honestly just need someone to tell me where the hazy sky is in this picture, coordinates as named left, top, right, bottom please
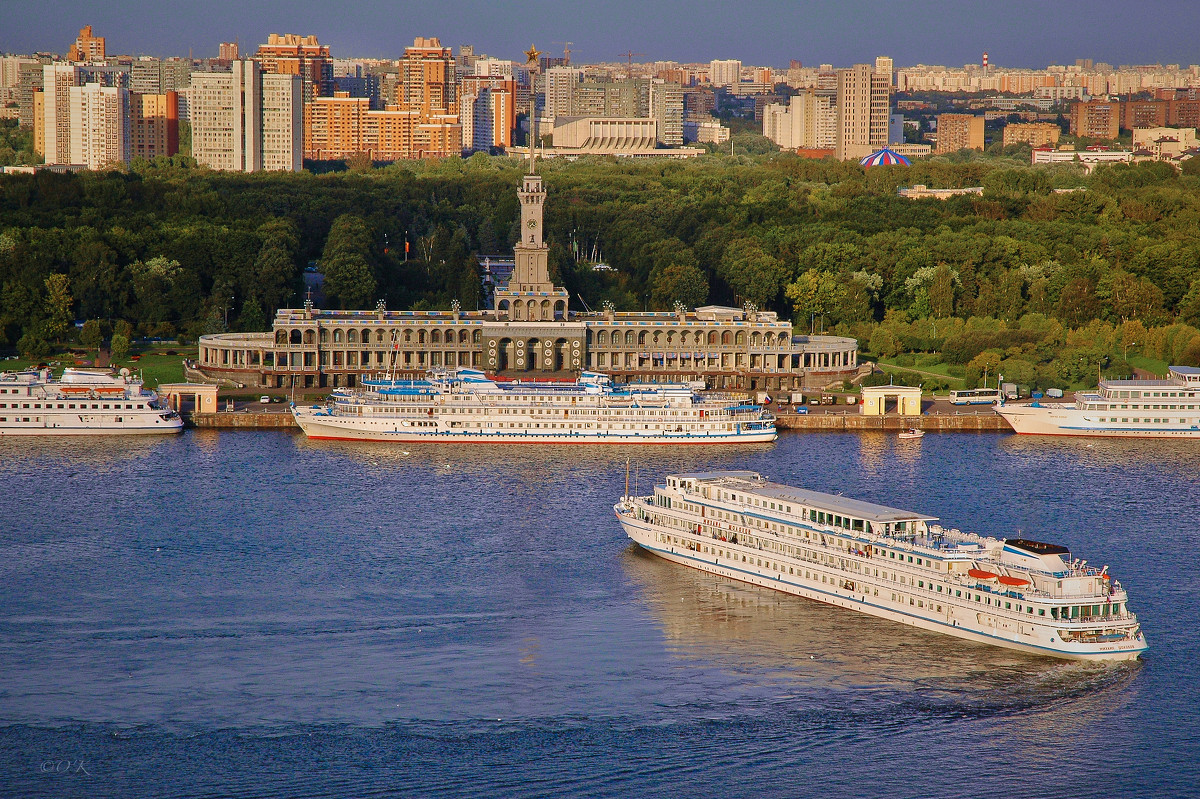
left=3, top=0, right=1198, bottom=69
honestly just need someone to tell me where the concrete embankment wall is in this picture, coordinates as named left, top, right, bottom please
left=189, top=412, right=299, bottom=429
left=187, top=411, right=1012, bottom=432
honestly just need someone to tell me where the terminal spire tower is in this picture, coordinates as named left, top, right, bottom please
left=492, top=44, right=569, bottom=322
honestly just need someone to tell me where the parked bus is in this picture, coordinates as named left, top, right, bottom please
left=949, top=387, right=1003, bottom=405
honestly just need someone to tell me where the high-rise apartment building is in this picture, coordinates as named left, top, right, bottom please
left=304, top=94, right=370, bottom=160
left=875, top=56, right=894, bottom=88
left=1069, top=99, right=1119, bottom=139
left=219, top=42, right=240, bottom=62
left=191, top=60, right=302, bottom=171
left=650, top=79, right=684, bottom=146
left=1002, top=122, right=1061, bottom=148
left=709, top=59, right=741, bottom=88
left=130, top=57, right=192, bottom=97
left=544, top=66, right=583, bottom=122
left=460, top=75, right=516, bottom=152
left=41, top=64, right=82, bottom=164
left=67, top=25, right=106, bottom=62
left=68, top=83, right=129, bottom=169
left=935, top=113, right=985, bottom=153
left=762, top=90, right=836, bottom=150
left=130, top=91, right=180, bottom=160
left=1121, top=99, right=1169, bottom=131
left=399, top=37, right=456, bottom=116
left=1, top=54, right=37, bottom=118
left=398, top=37, right=460, bottom=157
left=254, top=34, right=332, bottom=103
left=835, top=64, right=890, bottom=160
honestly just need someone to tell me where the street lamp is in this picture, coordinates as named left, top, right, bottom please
left=1124, top=340, right=1137, bottom=363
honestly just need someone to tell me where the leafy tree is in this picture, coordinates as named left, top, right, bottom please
left=42, top=274, right=73, bottom=343
left=718, top=238, right=786, bottom=308
left=649, top=263, right=709, bottom=309
left=17, top=328, right=49, bottom=361
left=1098, top=270, right=1164, bottom=323
left=251, top=219, right=300, bottom=312
left=110, top=333, right=130, bottom=360
left=320, top=214, right=377, bottom=309
left=1055, top=278, right=1100, bottom=327
left=129, top=257, right=182, bottom=327
left=238, top=296, right=268, bottom=332
left=80, top=319, right=103, bottom=353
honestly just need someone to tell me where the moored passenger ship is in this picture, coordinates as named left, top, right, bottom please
left=996, top=366, right=1200, bottom=438
left=616, top=471, right=1146, bottom=661
left=292, top=369, right=776, bottom=444
left=0, top=368, right=183, bottom=436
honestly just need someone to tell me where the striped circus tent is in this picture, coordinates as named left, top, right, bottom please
left=859, top=148, right=911, bottom=167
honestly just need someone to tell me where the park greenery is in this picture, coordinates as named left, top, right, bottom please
left=2, top=148, right=1200, bottom=390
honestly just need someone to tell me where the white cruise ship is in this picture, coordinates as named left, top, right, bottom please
left=0, top=368, right=183, bottom=436
left=616, top=471, right=1146, bottom=661
left=997, top=366, right=1200, bottom=437
left=292, top=369, right=776, bottom=444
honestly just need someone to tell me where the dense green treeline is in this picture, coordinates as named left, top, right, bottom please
left=2, top=152, right=1200, bottom=376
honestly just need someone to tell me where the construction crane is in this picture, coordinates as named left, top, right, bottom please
left=617, top=50, right=646, bottom=79
left=552, top=41, right=574, bottom=66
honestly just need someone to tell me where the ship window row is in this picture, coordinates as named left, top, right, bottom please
left=666, top=512, right=1129, bottom=624
left=1103, top=417, right=1193, bottom=424
left=1103, top=404, right=1196, bottom=410
left=0, top=402, right=145, bottom=410
left=1113, top=390, right=1195, bottom=398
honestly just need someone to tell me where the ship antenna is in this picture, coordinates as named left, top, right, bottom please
left=625, top=457, right=630, bottom=501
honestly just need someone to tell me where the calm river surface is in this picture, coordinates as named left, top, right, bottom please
left=1, top=430, right=1197, bottom=797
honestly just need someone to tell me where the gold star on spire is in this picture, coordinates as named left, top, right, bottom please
left=524, top=44, right=542, bottom=65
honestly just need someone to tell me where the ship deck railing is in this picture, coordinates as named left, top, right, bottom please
left=639, top=495, right=1129, bottom=607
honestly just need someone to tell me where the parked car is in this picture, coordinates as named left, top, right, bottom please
left=259, top=395, right=271, bottom=404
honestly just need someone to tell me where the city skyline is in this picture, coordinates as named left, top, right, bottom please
left=3, top=0, right=1199, bottom=70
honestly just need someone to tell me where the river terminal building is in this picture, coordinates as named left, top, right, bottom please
left=196, top=159, right=858, bottom=393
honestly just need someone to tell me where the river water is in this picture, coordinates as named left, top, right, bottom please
left=1, top=430, right=1197, bottom=797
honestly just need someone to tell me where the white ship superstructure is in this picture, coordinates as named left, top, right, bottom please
left=997, top=366, right=1200, bottom=437
left=292, top=369, right=776, bottom=444
left=616, top=471, right=1146, bottom=661
left=0, top=368, right=183, bottom=436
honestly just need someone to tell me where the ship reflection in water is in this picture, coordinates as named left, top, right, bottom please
left=621, top=543, right=1140, bottom=712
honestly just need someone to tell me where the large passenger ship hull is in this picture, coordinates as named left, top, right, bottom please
left=293, top=408, right=775, bottom=444
left=997, top=404, right=1200, bottom=438
left=617, top=511, right=1145, bottom=662
left=0, top=412, right=183, bottom=436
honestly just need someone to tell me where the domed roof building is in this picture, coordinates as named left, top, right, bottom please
left=859, top=148, right=911, bottom=167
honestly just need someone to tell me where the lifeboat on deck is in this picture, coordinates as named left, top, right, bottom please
left=968, top=568, right=998, bottom=580
left=998, top=575, right=1031, bottom=587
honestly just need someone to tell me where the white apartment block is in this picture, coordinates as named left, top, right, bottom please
left=836, top=64, right=890, bottom=161
left=261, top=72, right=302, bottom=171
left=650, top=79, right=683, bottom=146
left=683, top=119, right=730, bottom=144
left=190, top=60, right=301, bottom=172
left=544, top=66, right=583, bottom=121
left=68, top=83, right=129, bottom=169
left=709, top=59, right=741, bottom=88
left=762, top=90, right=835, bottom=150
left=42, top=64, right=82, bottom=164
left=460, top=84, right=511, bottom=153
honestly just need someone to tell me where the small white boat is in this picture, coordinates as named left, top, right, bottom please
left=898, top=428, right=924, bottom=440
